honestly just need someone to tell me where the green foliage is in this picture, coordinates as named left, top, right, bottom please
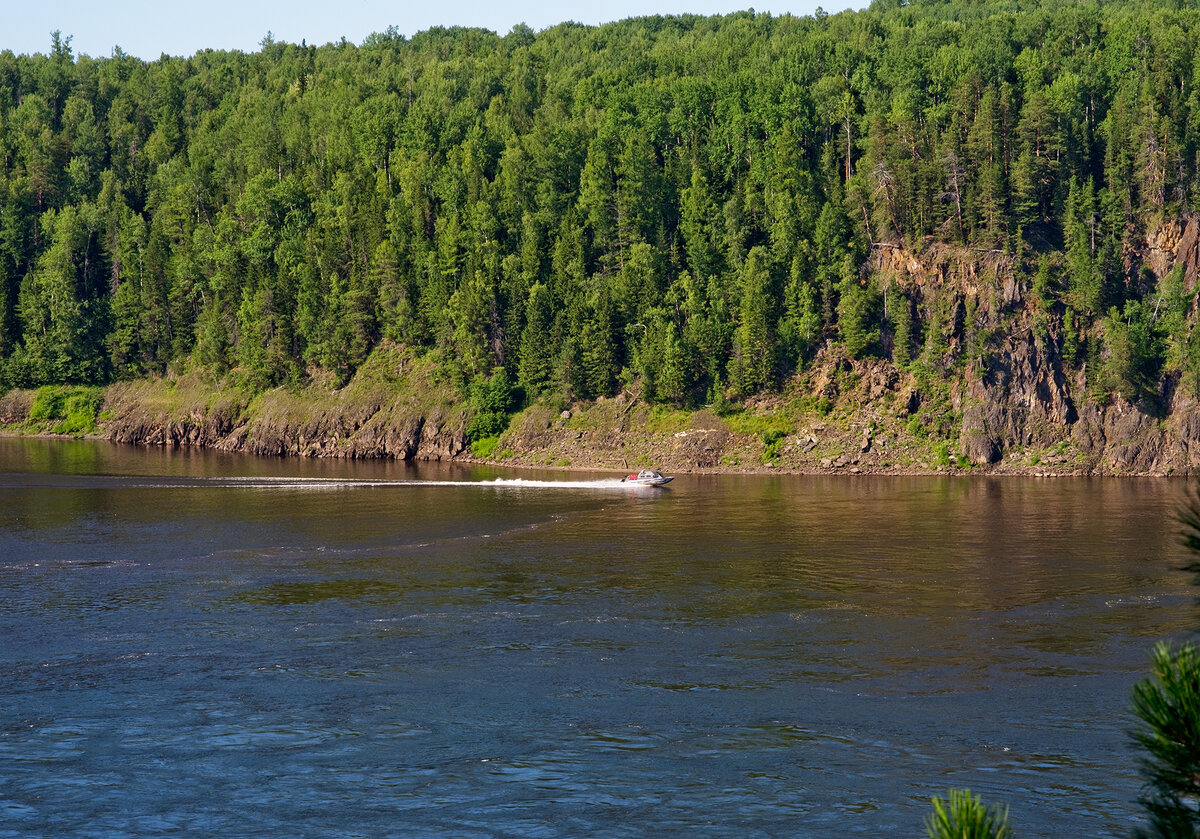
left=1101, top=301, right=1161, bottom=403
left=889, top=288, right=914, bottom=367
left=465, top=412, right=508, bottom=441
left=729, top=247, right=775, bottom=397
left=722, top=409, right=792, bottom=440
left=761, top=427, right=786, bottom=463
left=924, top=789, right=1012, bottom=839
left=1176, top=482, right=1200, bottom=590
left=644, top=405, right=691, bottom=433
left=838, top=266, right=881, bottom=359
left=1064, top=177, right=1106, bottom=316
left=472, top=367, right=519, bottom=415
left=935, top=441, right=952, bottom=467
left=1131, top=642, right=1200, bottom=838
left=470, top=435, right=501, bottom=459
left=518, top=283, right=555, bottom=397
left=1127, top=483, right=1200, bottom=838
left=1062, top=306, right=1081, bottom=368
left=1156, top=265, right=1199, bottom=390
left=465, top=367, right=521, bottom=442
left=1, top=4, right=1200, bottom=409
left=1031, top=256, right=1057, bottom=313
left=28, top=385, right=103, bottom=434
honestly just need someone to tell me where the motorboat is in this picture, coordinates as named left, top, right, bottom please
left=620, top=469, right=674, bottom=486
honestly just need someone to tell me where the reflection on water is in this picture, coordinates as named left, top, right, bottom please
left=1, top=437, right=1197, bottom=837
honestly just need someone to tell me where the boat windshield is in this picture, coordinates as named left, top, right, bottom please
left=638, top=470, right=661, bottom=479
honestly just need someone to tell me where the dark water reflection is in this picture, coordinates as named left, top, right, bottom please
left=1, top=437, right=1197, bottom=837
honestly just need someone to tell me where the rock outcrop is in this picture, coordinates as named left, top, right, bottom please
left=871, top=215, right=1200, bottom=474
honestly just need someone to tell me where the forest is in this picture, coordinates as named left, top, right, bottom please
left=3, top=0, right=1200, bottom=416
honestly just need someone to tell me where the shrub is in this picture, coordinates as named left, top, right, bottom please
left=29, top=386, right=104, bottom=435
left=935, top=442, right=952, bottom=467
left=465, top=412, right=508, bottom=441
left=471, top=435, right=500, bottom=459
left=57, top=389, right=104, bottom=434
left=29, top=386, right=68, bottom=422
left=762, top=428, right=786, bottom=463
left=466, top=368, right=521, bottom=442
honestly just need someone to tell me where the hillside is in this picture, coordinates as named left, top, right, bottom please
left=4, top=1, right=1200, bottom=470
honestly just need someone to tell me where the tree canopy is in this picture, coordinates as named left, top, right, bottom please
left=3, top=2, right=1200, bottom=403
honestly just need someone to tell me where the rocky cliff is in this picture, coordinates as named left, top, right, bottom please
left=869, top=215, right=1200, bottom=474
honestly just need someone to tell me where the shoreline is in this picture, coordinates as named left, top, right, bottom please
left=0, top=427, right=1177, bottom=480
left=4, top=343, right=1197, bottom=479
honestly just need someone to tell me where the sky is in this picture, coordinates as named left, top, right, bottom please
left=8, top=0, right=865, bottom=60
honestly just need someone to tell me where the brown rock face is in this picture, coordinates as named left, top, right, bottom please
left=1175, top=217, right=1200, bottom=290
left=871, top=222, right=1200, bottom=474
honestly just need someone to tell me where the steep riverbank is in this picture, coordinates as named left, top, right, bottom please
left=0, top=339, right=1196, bottom=478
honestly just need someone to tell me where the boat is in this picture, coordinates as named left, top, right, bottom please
left=620, top=469, right=674, bottom=486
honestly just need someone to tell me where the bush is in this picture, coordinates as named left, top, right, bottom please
left=471, top=435, right=500, bottom=459
left=925, top=789, right=1012, bottom=839
left=935, top=442, right=952, bottom=467
left=466, top=368, right=521, bottom=442
left=28, top=386, right=68, bottom=422
left=762, top=428, right=786, bottom=463
left=465, top=411, right=508, bottom=441
left=28, top=386, right=104, bottom=435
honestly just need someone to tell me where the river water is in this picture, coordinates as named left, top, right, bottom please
left=1, top=437, right=1197, bottom=837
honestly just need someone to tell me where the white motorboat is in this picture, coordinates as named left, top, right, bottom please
left=620, top=469, right=674, bottom=486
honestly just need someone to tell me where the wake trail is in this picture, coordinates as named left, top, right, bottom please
left=143, top=476, right=662, bottom=491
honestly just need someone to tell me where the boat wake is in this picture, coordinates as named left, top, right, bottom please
left=0, top=473, right=671, bottom=491
left=165, top=476, right=664, bottom=491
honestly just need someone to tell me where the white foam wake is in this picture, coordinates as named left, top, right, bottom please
left=179, top=476, right=662, bottom=491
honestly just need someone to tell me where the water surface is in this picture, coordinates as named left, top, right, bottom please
left=1, top=438, right=1196, bottom=837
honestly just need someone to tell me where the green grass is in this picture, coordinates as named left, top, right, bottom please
left=722, top=410, right=793, bottom=440
left=644, top=405, right=691, bottom=433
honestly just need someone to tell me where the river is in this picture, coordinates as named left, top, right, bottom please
left=1, top=437, right=1197, bottom=837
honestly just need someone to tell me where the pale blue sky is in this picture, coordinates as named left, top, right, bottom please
left=9, top=0, right=864, bottom=60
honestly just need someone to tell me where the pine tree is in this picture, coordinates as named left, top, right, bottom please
left=16, top=206, right=107, bottom=384
left=837, top=256, right=880, bottom=359
left=517, top=282, right=554, bottom=396
left=729, top=247, right=774, bottom=396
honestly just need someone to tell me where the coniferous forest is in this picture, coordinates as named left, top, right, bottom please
left=4, top=0, right=1200, bottom=418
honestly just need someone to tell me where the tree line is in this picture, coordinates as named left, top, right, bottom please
left=3, top=0, right=1200, bottom=405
